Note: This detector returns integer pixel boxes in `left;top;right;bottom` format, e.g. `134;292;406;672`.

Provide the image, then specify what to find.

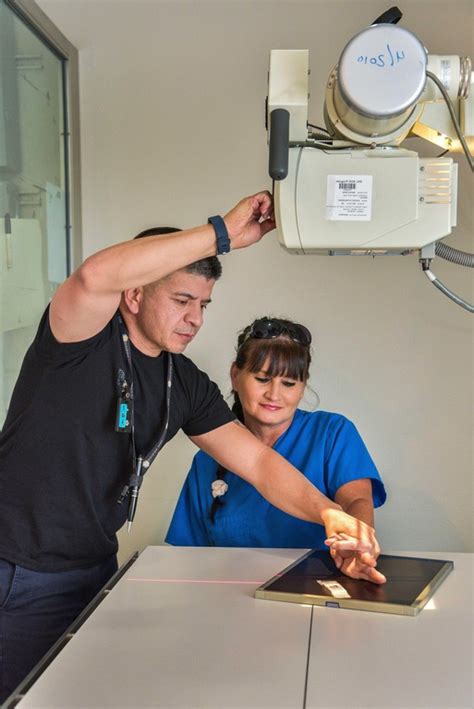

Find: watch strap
208;215;231;255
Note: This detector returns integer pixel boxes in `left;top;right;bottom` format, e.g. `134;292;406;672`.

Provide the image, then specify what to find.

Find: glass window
0;0;71;425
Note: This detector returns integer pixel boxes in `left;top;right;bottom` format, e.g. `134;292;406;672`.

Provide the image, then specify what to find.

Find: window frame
5;0;82;272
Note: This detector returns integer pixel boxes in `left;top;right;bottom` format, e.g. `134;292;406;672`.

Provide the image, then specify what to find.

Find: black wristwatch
208;215;231;255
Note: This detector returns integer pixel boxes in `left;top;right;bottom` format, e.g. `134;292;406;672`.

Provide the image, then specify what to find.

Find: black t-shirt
0;308;234;571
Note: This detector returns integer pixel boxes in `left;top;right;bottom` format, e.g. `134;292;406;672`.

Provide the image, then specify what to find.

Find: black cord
307;123;330;134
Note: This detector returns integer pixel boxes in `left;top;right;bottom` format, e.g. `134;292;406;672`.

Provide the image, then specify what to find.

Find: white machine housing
275;148;457;254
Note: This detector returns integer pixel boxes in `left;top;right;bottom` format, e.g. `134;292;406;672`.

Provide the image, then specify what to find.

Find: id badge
115;394;132;433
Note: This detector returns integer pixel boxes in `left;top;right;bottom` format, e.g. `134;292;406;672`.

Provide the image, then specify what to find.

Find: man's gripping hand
224;191;275;250
325;535;387;584
321;509;386;585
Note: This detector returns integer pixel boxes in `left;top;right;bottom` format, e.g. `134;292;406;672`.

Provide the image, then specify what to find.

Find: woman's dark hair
134;226;222;280
209;317;312;523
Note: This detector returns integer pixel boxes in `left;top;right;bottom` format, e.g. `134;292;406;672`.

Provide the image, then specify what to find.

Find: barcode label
326;175;373;221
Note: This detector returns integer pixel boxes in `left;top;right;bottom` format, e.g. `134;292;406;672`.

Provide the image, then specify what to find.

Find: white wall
37;0;473;563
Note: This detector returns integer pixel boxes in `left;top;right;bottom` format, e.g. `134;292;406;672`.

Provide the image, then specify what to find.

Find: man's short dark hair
134;227;222;281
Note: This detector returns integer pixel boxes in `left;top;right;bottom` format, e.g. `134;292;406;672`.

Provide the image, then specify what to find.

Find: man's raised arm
50;191;275;343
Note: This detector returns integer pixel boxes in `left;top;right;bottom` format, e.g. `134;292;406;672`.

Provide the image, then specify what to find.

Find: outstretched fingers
334;553;387;584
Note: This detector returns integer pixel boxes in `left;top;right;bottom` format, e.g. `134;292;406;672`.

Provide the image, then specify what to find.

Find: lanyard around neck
118;314;173;472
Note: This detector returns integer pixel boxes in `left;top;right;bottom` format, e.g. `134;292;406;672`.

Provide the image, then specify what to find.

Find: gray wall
37;0;473;563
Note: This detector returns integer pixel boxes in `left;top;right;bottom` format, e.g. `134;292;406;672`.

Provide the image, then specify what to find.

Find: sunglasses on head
242;319;312;347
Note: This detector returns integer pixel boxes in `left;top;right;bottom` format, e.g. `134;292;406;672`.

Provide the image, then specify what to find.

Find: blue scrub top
166;409;386;548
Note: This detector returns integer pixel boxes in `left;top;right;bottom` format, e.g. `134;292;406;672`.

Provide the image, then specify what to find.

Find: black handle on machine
268;108;290;181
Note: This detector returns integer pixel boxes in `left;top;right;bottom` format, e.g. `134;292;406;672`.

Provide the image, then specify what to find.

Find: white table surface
306;552;473;709
16;548;473;709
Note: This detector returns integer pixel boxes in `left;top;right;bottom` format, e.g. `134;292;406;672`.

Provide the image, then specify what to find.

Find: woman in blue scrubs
166;317;386;578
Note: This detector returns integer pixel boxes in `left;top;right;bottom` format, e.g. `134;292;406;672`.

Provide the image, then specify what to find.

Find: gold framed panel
255;551;454;617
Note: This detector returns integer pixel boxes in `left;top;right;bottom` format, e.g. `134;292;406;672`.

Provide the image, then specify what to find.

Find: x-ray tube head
325;24;427;144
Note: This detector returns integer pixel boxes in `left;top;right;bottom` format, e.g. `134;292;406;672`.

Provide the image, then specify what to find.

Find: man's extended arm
50;191;275;343
191;422;383;576
328;478;386;583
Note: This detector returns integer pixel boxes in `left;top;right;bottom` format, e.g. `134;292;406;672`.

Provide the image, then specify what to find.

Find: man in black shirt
0;191;382;700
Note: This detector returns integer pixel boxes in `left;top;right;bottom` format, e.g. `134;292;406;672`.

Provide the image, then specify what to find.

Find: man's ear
121;287;143;315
